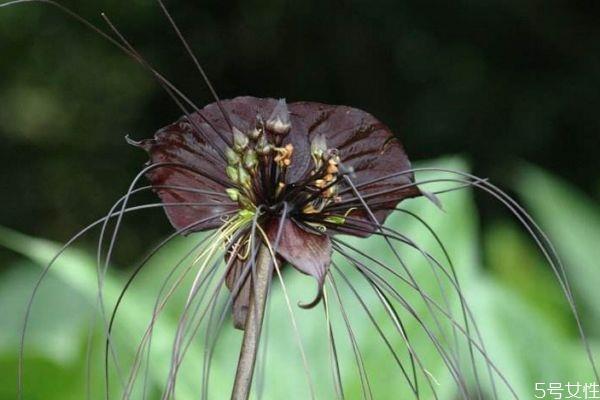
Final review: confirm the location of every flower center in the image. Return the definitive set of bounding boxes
[223,111,345,224]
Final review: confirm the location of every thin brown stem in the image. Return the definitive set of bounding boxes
[231,244,271,400]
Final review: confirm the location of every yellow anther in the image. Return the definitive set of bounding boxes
[302,204,318,214]
[343,207,357,217]
[274,143,294,167]
[275,181,286,197]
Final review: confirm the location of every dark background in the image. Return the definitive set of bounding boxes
[1,0,599,265]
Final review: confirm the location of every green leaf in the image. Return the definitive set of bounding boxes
[516,165,600,330]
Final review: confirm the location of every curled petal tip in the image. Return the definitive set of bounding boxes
[297,278,324,309]
[125,135,152,150]
[421,188,445,212]
[125,134,137,145]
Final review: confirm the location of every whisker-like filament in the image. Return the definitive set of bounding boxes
[100,12,233,154]
[161,218,254,398]
[416,167,598,381]
[332,262,419,398]
[138,229,230,398]
[335,240,520,399]
[370,279,438,398]
[0,1,210,137]
[155,0,234,133]
[108,216,220,397]
[200,248,254,400]
[347,253,472,399]
[16,189,230,399]
[99,163,241,397]
[333,163,596,381]
[119,227,232,398]
[337,215,492,399]
[85,313,98,400]
[345,176,471,390]
[327,274,373,400]
[393,207,498,400]
[335,247,454,398]
[142,254,222,400]
[335,164,599,394]
[333,229,505,397]
[322,288,345,400]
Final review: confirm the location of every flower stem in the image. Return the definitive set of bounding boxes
[231,244,271,400]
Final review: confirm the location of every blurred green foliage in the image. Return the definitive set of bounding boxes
[0,160,598,399]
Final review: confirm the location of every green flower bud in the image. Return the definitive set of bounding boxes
[311,134,327,158]
[238,209,255,219]
[243,149,258,170]
[225,146,241,165]
[238,195,254,210]
[232,127,249,152]
[248,114,265,140]
[324,215,345,225]
[226,188,240,201]
[238,164,252,188]
[256,135,271,155]
[226,165,239,183]
[248,128,261,140]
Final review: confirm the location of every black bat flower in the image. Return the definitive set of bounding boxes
[8,2,598,400]
[129,96,421,329]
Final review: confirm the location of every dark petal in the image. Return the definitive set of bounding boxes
[133,96,419,235]
[132,97,281,232]
[225,257,251,330]
[129,118,237,232]
[267,218,331,300]
[289,101,421,236]
[226,243,286,330]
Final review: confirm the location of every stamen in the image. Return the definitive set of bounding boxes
[273,144,294,166]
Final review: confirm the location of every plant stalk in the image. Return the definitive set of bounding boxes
[231,244,271,400]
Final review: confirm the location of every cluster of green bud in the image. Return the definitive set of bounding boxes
[225,106,296,210]
[225,127,258,192]
[222,100,302,214]
[226,186,254,210]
